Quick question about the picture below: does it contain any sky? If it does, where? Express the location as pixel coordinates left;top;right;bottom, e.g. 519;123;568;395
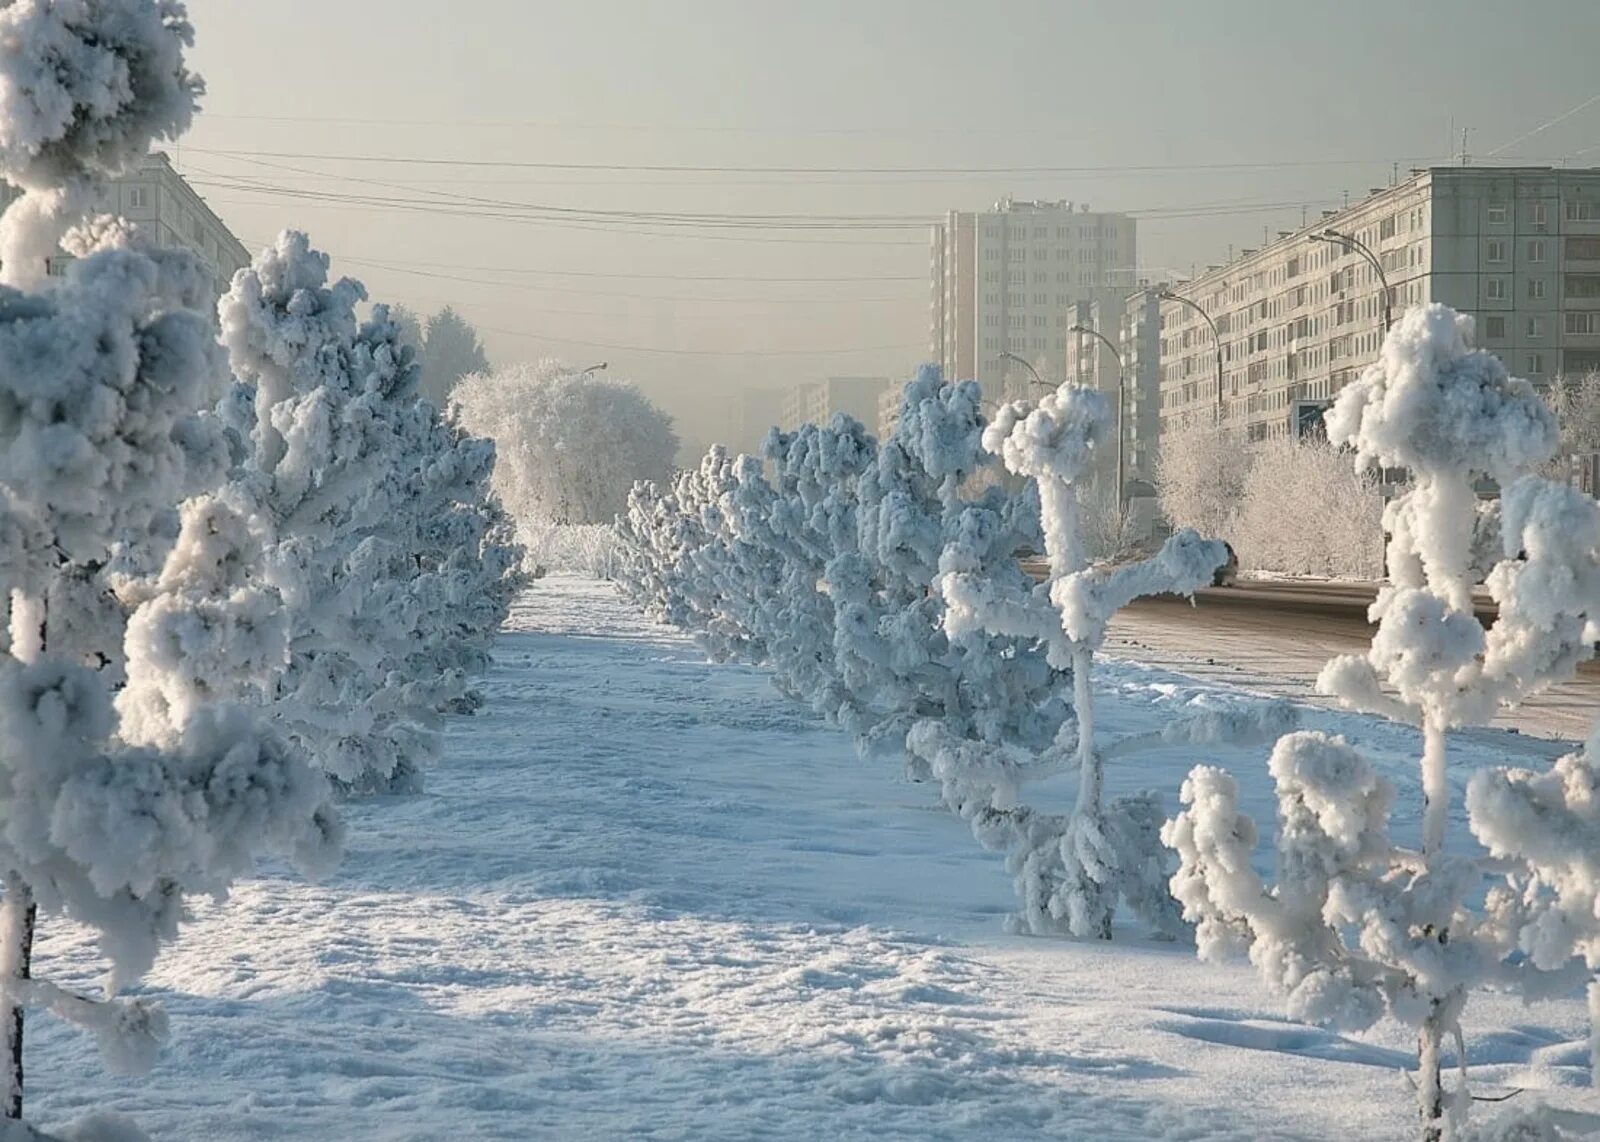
179;0;1600;455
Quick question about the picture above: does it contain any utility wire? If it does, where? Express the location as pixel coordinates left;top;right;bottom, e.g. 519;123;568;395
1486;91;1600;158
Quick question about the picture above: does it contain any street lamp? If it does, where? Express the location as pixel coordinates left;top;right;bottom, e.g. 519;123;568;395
1159;290;1224;422
580;361;608;377
1068;323;1128;508
1310;229;1391;333
997;350;1051;394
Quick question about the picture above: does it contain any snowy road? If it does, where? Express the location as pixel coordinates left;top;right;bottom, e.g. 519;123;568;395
23;577;1598;1140
1107;593;1599;744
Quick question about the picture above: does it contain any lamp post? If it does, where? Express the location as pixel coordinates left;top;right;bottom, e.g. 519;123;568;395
1159;290;1224;422
579;361;608;377
997;350;1051;395
1311;228;1391;333
1069;323;1128;508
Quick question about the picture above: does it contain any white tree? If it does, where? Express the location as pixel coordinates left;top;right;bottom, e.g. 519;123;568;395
1233;435;1387;578
0;4;341;1134
219;232;520;792
417;306;488;408
1153;419;1249;544
453;360;679;534
1164;304;1600;1140
931;383;1245;938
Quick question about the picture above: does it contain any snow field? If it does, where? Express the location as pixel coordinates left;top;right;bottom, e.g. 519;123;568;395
20;578;1597;1140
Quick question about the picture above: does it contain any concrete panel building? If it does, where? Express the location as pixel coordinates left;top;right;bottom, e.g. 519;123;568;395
779;376;890;434
930;198;1136;405
1157;166;1600;445
18;151;250;296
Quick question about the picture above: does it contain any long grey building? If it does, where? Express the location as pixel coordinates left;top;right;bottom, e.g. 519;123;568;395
1158;166;1600;444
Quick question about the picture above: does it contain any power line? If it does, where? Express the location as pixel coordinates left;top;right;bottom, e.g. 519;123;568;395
318;256;921;305
192;179;927;246
1486;91;1600;158
472;324;915;357
187;145;1418;177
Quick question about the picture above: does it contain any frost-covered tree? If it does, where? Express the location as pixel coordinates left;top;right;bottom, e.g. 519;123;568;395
418;306;489;408
219;232;521;792
1547;371;1600;463
926;382;1249;938
1164;304;1600;1141
0;0;200;292
453;360;679;533
1153;420;1249;543
1233;436;1387;578
0;4;343;1133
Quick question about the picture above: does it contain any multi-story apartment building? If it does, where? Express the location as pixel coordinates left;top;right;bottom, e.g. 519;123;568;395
779;376;890;434
931;198;1136;404
14;151;249;295
1057;285;1167;497
1158;166;1600;444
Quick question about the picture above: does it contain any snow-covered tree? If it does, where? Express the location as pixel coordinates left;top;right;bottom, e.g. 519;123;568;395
453;360;679;534
0;5;342;1133
928;381;1246;939
1547;371;1600;466
418;306;489;408
1153;420;1249;544
219;232;521;792
1164;304;1600;1141
1233;436;1387;579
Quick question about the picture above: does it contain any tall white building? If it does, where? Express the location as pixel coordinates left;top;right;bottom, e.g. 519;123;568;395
1158;166;1600;445
930;199;1136;404
13;151;249;295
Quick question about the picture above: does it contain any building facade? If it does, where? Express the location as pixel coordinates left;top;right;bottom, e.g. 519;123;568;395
1158;166;1600;445
17;151;250;294
930;198;1137;404
779;376;890;434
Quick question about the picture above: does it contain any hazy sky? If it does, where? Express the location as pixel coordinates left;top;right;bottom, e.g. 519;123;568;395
180;0;1600;452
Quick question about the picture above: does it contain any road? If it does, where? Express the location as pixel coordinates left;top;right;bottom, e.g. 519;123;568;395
1101;579;1598;746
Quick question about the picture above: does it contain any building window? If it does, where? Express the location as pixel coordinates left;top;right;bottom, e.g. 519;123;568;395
1532;203;1548;226
1566;311;1600;334
127;185;148;209
1566;200;1600;222
1486;277;1507;301
1486;239;1507;263
1567;274;1600;298
1527;316;1543;339
1487;202;1508;224
1527;353;1544;375
1528;278;1547;300
1485;316;1506;339
1528;239;1546;263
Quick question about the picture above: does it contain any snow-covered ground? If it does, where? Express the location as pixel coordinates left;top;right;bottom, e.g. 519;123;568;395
22;577;1599;1140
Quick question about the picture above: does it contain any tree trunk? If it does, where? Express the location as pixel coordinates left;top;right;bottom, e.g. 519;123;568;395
1589;976;1600;1088
0;874;35;1121
1417;1010;1447;1142
1071;645;1100;818
1421;716;1448;861
1070;644;1112;941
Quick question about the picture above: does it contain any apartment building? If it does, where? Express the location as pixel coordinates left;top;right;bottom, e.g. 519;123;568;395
1054;285;1168;497
1158;166;1600;444
15;151;249;295
779;376;890;434
930;198;1137;404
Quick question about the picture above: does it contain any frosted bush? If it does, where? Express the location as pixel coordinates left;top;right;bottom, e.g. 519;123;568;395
1166;304;1600;1141
1233;436;1386;579
453;360;678;531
